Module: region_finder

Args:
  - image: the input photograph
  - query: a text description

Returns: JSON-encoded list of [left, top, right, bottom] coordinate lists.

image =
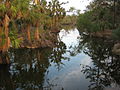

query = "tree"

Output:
[[0, 0, 67, 52], [48, 0, 66, 28], [77, 0, 120, 34], [0, 0, 13, 52]]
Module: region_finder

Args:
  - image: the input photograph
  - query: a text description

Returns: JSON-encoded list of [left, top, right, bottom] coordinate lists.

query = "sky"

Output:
[[47, 0, 93, 13], [59, 0, 93, 13]]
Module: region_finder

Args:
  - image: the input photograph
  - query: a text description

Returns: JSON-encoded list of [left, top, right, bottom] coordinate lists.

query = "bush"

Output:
[[77, 11, 100, 34]]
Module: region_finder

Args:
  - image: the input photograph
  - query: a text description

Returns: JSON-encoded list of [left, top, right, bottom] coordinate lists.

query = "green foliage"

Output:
[[9, 31, 21, 48], [12, 0, 30, 14], [0, 4, 6, 13], [77, 11, 100, 33], [9, 21, 21, 48], [0, 0, 67, 51], [77, 0, 120, 35], [61, 15, 77, 25], [10, 6, 17, 17]]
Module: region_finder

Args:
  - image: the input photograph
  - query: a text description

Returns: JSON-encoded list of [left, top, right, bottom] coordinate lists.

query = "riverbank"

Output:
[[0, 28, 60, 54], [0, 29, 60, 64], [82, 30, 120, 55], [0, 28, 120, 90], [19, 29, 59, 49], [90, 30, 112, 39]]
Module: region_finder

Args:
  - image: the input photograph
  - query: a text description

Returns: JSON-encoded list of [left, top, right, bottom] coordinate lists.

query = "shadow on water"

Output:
[[0, 28, 120, 90], [79, 35, 120, 90], [0, 40, 68, 90]]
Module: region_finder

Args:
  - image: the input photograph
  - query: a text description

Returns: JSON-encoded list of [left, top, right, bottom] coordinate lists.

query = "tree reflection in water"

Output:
[[79, 35, 120, 90], [50, 41, 69, 70], [0, 40, 68, 90], [0, 29, 120, 90]]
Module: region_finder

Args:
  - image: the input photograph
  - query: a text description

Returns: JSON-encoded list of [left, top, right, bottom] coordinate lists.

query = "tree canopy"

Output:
[[0, 0, 67, 52], [77, 0, 120, 35]]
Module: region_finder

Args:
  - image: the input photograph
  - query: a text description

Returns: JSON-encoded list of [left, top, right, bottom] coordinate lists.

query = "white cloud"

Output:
[[60, 0, 92, 12], [46, 0, 93, 14]]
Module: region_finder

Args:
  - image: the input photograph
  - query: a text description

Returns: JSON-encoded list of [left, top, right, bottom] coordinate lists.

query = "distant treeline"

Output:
[[77, 0, 120, 39]]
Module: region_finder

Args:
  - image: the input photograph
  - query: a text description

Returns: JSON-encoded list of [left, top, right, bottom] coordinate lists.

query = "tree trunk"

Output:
[[34, 24, 39, 40], [34, 0, 40, 4], [26, 24, 31, 42], [2, 14, 10, 52], [5, 0, 10, 8]]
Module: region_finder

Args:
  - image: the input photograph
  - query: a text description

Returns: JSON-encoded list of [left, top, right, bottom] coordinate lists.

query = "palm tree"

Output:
[[0, 0, 67, 51], [32, 3, 45, 40], [47, 0, 66, 28], [0, 1, 11, 52]]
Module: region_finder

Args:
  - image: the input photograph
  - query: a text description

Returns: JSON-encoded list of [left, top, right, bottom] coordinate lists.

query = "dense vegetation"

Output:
[[77, 0, 120, 39], [0, 0, 66, 52], [61, 7, 79, 25]]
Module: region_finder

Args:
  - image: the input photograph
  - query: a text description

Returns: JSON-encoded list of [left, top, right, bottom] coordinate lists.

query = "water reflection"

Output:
[[0, 40, 68, 89], [59, 29, 81, 56], [79, 35, 120, 90], [0, 65, 13, 90], [10, 49, 51, 89], [49, 41, 69, 70], [0, 52, 10, 64], [0, 28, 120, 90]]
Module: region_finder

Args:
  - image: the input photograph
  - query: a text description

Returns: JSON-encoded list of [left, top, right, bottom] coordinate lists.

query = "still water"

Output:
[[0, 28, 120, 90]]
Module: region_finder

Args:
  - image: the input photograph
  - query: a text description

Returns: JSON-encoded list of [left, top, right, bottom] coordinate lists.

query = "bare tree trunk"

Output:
[[26, 24, 31, 41], [34, 0, 40, 4], [5, 0, 10, 8], [34, 24, 39, 40], [2, 14, 10, 52]]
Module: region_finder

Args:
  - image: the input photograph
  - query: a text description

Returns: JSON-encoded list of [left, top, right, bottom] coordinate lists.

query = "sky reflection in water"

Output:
[[0, 28, 120, 90], [46, 28, 92, 90]]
